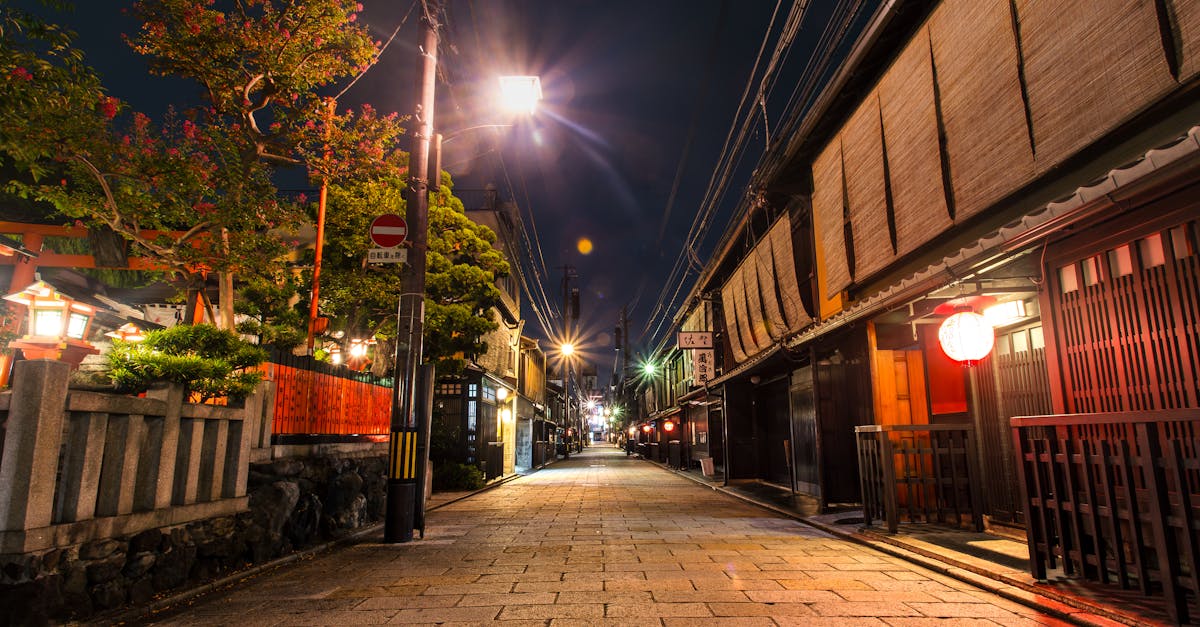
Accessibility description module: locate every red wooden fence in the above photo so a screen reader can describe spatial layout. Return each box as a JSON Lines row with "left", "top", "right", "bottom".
{"left": 262, "top": 351, "right": 392, "bottom": 437}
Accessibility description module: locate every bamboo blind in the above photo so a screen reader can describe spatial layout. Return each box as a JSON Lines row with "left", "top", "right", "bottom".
{"left": 769, "top": 216, "right": 811, "bottom": 332}
{"left": 1181, "top": 0, "right": 1200, "bottom": 82}
{"left": 1018, "top": 0, "right": 1175, "bottom": 172}
{"left": 752, "top": 235, "right": 787, "bottom": 341}
{"left": 813, "top": 140, "right": 851, "bottom": 299}
{"left": 741, "top": 255, "right": 771, "bottom": 348}
{"left": 683, "top": 301, "right": 708, "bottom": 333}
{"left": 844, "top": 98, "right": 892, "bottom": 282}
{"left": 878, "top": 30, "right": 951, "bottom": 257}
{"left": 732, "top": 264, "right": 765, "bottom": 355}
{"left": 929, "top": 0, "right": 1033, "bottom": 221}
{"left": 721, "top": 278, "right": 748, "bottom": 363}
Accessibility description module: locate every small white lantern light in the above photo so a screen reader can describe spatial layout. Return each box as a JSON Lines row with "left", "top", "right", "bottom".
{"left": 3, "top": 280, "right": 98, "bottom": 366}
{"left": 938, "top": 308, "right": 995, "bottom": 366}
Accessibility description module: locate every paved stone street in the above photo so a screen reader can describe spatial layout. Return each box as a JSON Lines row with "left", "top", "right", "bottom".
{"left": 133, "top": 445, "right": 1067, "bottom": 626}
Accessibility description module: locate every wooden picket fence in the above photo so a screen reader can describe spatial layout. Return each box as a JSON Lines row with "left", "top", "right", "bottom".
{"left": 262, "top": 350, "right": 392, "bottom": 438}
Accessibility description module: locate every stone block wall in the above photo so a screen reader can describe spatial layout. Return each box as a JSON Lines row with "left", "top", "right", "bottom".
{"left": 0, "top": 453, "right": 387, "bottom": 625}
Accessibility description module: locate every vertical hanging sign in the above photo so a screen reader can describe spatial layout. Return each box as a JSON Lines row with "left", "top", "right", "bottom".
{"left": 692, "top": 349, "right": 714, "bottom": 384}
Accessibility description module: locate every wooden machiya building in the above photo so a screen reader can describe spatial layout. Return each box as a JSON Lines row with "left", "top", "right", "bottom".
{"left": 661, "top": 0, "right": 1199, "bottom": 617}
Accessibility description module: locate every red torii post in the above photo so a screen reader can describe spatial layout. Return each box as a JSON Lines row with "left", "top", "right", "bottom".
{"left": 0, "top": 221, "right": 187, "bottom": 387}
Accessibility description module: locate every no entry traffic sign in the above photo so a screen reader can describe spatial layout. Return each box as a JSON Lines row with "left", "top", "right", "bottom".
{"left": 370, "top": 214, "right": 408, "bottom": 248}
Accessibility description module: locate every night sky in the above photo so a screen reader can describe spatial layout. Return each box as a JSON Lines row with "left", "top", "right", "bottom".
{"left": 19, "top": 1, "right": 867, "bottom": 383}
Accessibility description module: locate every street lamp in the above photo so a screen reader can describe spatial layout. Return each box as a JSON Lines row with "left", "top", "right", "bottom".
{"left": 559, "top": 342, "right": 576, "bottom": 456}
{"left": 498, "top": 76, "right": 543, "bottom": 115}
{"left": 385, "top": 2, "right": 542, "bottom": 543}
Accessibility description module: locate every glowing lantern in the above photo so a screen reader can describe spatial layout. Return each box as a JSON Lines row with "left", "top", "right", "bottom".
{"left": 2, "top": 280, "right": 98, "bottom": 366}
{"left": 662, "top": 420, "right": 676, "bottom": 433}
{"left": 627, "top": 426, "right": 637, "bottom": 437}
{"left": 938, "top": 309, "right": 995, "bottom": 365}
{"left": 641, "top": 424, "right": 652, "bottom": 434}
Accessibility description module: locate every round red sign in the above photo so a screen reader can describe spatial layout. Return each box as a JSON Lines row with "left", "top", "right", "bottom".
{"left": 370, "top": 214, "right": 407, "bottom": 248}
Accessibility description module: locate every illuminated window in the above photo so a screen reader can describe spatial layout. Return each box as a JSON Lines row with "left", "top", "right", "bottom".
{"left": 1140, "top": 233, "right": 1166, "bottom": 267}
{"left": 34, "top": 309, "right": 62, "bottom": 336}
{"left": 1081, "top": 256, "right": 1101, "bottom": 286}
{"left": 984, "top": 300, "right": 1027, "bottom": 327}
{"left": 1059, "top": 264, "right": 1079, "bottom": 293}
{"left": 1169, "top": 226, "right": 1194, "bottom": 259}
{"left": 66, "top": 312, "right": 89, "bottom": 339}
{"left": 1108, "top": 245, "right": 1132, "bottom": 277}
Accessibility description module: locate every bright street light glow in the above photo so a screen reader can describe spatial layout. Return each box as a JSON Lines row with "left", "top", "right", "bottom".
{"left": 561, "top": 343, "right": 575, "bottom": 357}
{"left": 499, "top": 75, "right": 542, "bottom": 115}
{"left": 642, "top": 362, "right": 656, "bottom": 375}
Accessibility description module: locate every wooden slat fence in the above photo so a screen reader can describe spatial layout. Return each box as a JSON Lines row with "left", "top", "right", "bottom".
{"left": 263, "top": 350, "right": 391, "bottom": 437}
{"left": 856, "top": 424, "right": 984, "bottom": 534}
{"left": 1012, "top": 410, "right": 1199, "bottom": 624}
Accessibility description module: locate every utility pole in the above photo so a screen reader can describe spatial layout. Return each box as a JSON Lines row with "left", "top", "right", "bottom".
{"left": 386, "top": 1, "right": 438, "bottom": 544}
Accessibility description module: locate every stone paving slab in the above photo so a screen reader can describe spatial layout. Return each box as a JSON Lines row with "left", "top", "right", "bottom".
{"left": 129, "top": 445, "right": 1065, "bottom": 626}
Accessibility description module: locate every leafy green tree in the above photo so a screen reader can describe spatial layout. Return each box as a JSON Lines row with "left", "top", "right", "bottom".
{"left": 235, "top": 271, "right": 306, "bottom": 351}
{"left": 319, "top": 171, "right": 510, "bottom": 375}
{"left": 2, "top": 1, "right": 405, "bottom": 329}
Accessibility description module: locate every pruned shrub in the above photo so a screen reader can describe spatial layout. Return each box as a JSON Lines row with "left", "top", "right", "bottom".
{"left": 432, "top": 462, "right": 484, "bottom": 491}
{"left": 107, "top": 324, "right": 267, "bottom": 400}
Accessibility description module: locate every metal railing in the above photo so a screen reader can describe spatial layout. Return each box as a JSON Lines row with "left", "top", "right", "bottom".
{"left": 855, "top": 424, "right": 984, "bottom": 534}
{"left": 263, "top": 350, "right": 391, "bottom": 438}
{"left": 1012, "top": 410, "right": 1199, "bottom": 624}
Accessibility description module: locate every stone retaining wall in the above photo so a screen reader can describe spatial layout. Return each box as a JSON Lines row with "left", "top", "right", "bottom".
{"left": 0, "top": 452, "right": 387, "bottom": 625}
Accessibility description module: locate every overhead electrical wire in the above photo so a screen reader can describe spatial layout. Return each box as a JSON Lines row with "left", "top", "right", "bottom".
{"left": 637, "top": 0, "right": 788, "bottom": 346}
{"left": 640, "top": 0, "right": 868, "bottom": 356}
{"left": 641, "top": 0, "right": 802, "bottom": 351}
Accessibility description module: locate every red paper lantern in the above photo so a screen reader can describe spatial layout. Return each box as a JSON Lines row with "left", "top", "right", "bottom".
{"left": 938, "top": 309, "right": 995, "bottom": 365}
{"left": 641, "top": 424, "right": 652, "bottom": 433}
{"left": 662, "top": 420, "right": 676, "bottom": 432}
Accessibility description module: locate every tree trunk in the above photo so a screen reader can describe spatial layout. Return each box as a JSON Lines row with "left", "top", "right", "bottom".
{"left": 218, "top": 227, "right": 235, "bottom": 330}
{"left": 219, "top": 271, "right": 235, "bottom": 330}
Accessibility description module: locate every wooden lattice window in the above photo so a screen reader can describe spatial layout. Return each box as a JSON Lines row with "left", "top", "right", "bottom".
{"left": 1047, "top": 218, "right": 1200, "bottom": 412}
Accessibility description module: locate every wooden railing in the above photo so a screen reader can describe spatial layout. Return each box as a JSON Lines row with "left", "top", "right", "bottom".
{"left": 0, "top": 360, "right": 259, "bottom": 554}
{"left": 1012, "top": 410, "right": 1199, "bottom": 624}
{"left": 263, "top": 351, "right": 391, "bottom": 438}
{"left": 855, "top": 424, "right": 984, "bottom": 534}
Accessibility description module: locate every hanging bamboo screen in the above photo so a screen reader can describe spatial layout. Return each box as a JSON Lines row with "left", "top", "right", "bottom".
{"left": 843, "top": 98, "right": 892, "bottom": 281}
{"left": 752, "top": 235, "right": 786, "bottom": 341}
{"left": 813, "top": 140, "right": 851, "bottom": 300}
{"left": 741, "top": 255, "right": 772, "bottom": 346}
{"left": 928, "top": 0, "right": 1033, "bottom": 221}
{"left": 733, "top": 265, "right": 766, "bottom": 356}
{"left": 721, "top": 276, "right": 748, "bottom": 364}
{"left": 1018, "top": 0, "right": 1175, "bottom": 173}
{"left": 878, "top": 29, "right": 950, "bottom": 257}
{"left": 1180, "top": 0, "right": 1200, "bottom": 82}
{"left": 769, "top": 215, "right": 812, "bottom": 332}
